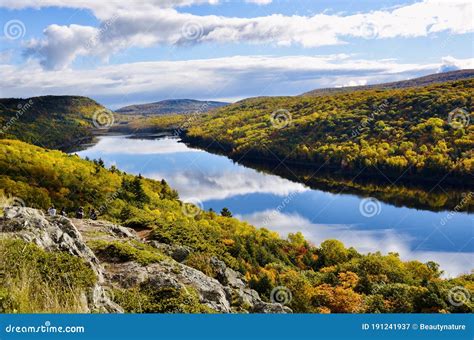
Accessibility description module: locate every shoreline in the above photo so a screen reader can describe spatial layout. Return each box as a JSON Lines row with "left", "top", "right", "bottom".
{"left": 180, "top": 134, "right": 473, "bottom": 189}
{"left": 75, "top": 131, "right": 472, "bottom": 213}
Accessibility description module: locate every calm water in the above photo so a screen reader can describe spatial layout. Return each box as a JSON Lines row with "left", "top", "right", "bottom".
{"left": 78, "top": 135, "right": 473, "bottom": 277}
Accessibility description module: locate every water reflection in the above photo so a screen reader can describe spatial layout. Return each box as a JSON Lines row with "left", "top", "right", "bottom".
{"left": 87, "top": 135, "right": 200, "bottom": 154}
{"left": 77, "top": 135, "right": 473, "bottom": 277}
{"left": 237, "top": 209, "right": 473, "bottom": 278}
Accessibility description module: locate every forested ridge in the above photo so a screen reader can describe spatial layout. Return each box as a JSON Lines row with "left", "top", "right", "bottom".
{"left": 0, "top": 95, "right": 106, "bottom": 150}
{"left": 185, "top": 79, "right": 473, "bottom": 185}
{"left": 116, "top": 99, "right": 228, "bottom": 115}
{"left": 301, "top": 69, "right": 474, "bottom": 96}
{"left": 0, "top": 139, "right": 472, "bottom": 313}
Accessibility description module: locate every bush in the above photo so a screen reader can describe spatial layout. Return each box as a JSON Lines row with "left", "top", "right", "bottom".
{"left": 89, "top": 240, "right": 165, "bottom": 266}
{"left": 112, "top": 285, "right": 214, "bottom": 313}
{"left": 0, "top": 239, "right": 96, "bottom": 313}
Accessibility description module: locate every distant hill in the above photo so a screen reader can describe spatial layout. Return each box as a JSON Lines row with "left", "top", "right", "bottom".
{"left": 0, "top": 95, "right": 107, "bottom": 150}
{"left": 301, "top": 69, "right": 474, "bottom": 97}
{"left": 116, "top": 99, "right": 229, "bottom": 115}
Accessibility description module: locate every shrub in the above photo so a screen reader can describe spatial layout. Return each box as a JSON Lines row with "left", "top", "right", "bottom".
{"left": 112, "top": 285, "right": 214, "bottom": 313}
{"left": 88, "top": 240, "right": 164, "bottom": 266}
{"left": 0, "top": 239, "right": 96, "bottom": 313}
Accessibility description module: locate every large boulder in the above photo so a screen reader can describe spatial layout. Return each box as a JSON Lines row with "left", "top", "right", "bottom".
{"left": 209, "top": 257, "right": 292, "bottom": 313}
{"left": 106, "top": 260, "right": 231, "bottom": 313}
{"left": 1, "top": 207, "right": 100, "bottom": 276}
{"left": 252, "top": 301, "right": 292, "bottom": 314}
{"left": 148, "top": 241, "right": 192, "bottom": 262}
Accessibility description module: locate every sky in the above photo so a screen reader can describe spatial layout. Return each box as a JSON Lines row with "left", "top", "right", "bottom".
{"left": 0, "top": 0, "right": 473, "bottom": 109}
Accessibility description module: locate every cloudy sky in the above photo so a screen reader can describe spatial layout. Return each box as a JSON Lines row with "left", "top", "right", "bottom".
{"left": 0, "top": 0, "right": 473, "bottom": 108}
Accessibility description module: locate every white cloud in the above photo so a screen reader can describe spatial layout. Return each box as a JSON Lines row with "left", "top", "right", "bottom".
{"left": 1, "top": 55, "right": 471, "bottom": 107}
{"left": 12, "top": 0, "right": 474, "bottom": 69}
{"left": 0, "top": 0, "right": 263, "bottom": 20}
{"left": 146, "top": 168, "right": 308, "bottom": 201}
{"left": 340, "top": 79, "right": 368, "bottom": 87}
{"left": 77, "top": 134, "right": 308, "bottom": 201}
{"left": 0, "top": 0, "right": 221, "bottom": 12}
{"left": 0, "top": 50, "right": 13, "bottom": 63}
{"left": 245, "top": 0, "right": 272, "bottom": 4}
{"left": 438, "top": 55, "right": 474, "bottom": 72}
{"left": 78, "top": 135, "right": 202, "bottom": 155}
{"left": 24, "top": 24, "right": 98, "bottom": 69}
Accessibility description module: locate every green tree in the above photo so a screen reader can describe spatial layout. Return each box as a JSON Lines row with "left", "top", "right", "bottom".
{"left": 220, "top": 207, "right": 233, "bottom": 217}
{"left": 318, "top": 240, "right": 348, "bottom": 267}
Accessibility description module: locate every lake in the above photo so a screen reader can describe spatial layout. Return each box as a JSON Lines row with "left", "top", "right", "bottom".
{"left": 77, "top": 135, "right": 473, "bottom": 277}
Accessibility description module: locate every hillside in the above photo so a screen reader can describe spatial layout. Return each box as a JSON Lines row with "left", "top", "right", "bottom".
{"left": 0, "top": 207, "right": 288, "bottom": 314}
{"left": 185, "top": 79, "right": 473, "bottom": 185}
{"left": 1, "top": 139, "right": 471, "bottom": 313}
{"left": 0, "top": 95, "right": 109, "bottom": 150}
{"left": 302, "top": 69, "right": 474, "bottom": 97}
{"left": 116, "top": 99, "right": 229, "bottom": 115}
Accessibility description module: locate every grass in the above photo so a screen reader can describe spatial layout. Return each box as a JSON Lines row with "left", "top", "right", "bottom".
{"left": 0, "top": 238, "right": 97, "bottom": 313}
{"left": 112, "top": 285, "right": 214, "bottom": 313}
{"left": 88, "top": 240, "right": 165, "bottom": 266}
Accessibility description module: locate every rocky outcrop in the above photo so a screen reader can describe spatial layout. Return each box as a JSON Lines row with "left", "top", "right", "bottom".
{"left": 1, "top": 206, "right": 291, "bottom": 314}
{"left": 1, "top": 206, "right": 122, "bottom": 313}
{"left": 146, "top": 242, "right": 291, "bottom": 312}
{"left": 2, "top": 207, "right": 101, "bottom": 276}
{"left": 148, "top": 241, "right": 192, "bottom": 263}
{"left": 209, "top": 257, "right": 291, "bottom": 313}
{"left": 107, "top": 261, "right": 231, "bottom": 312}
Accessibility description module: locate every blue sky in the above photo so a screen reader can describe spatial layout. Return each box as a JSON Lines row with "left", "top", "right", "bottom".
{"left": 0, "top": 0, "right": 472, "bottom": 108}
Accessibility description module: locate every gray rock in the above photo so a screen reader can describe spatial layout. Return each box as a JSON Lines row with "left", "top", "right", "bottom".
{"left": 109, "top": 224, "right": 137, "bottom": 238}
{"left": 252, "top": 301, "right": 292, "bottom": 314}
{"left": 72, "top": 218, "right": 138, "bottom": 240}
{"left": 2, "top": 207, "right": 99, "bottom": 272}
{"left": 1, "top": 206, "right": 122, "bottom": 313}
{"left": 1, "top": 206, "right": 291, "bottom": 314}
{"left": 106, "top": 260, "right": 231, "bottom": 313}
{"left": 149, "top": 241, "right": 192, "bottom": 262}
{"left": 87, "top": 284, "right": 124, "bottom": 313}
{"left": 209, "top": 257, "right": 292, "bottom": 313}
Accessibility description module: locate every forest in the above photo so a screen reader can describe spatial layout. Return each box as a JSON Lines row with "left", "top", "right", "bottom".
{"left": 0, "top": 96, "right": 106, "bottom": 150}
{"left": 183, "top": 79, "right": 473, "bottom": 185}
{"left": 0, "top": 139, "right": 472, "bottom": 313}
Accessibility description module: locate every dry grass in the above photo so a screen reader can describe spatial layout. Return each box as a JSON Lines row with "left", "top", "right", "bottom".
{"left": 0, "top": 239, "right": 96, "bottom": 313}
